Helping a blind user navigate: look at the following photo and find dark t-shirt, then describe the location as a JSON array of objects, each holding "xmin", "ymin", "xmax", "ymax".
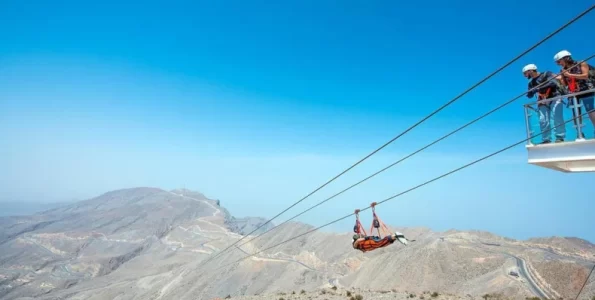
[
  {"xmin": 527, "ymin": 71, "xmax": 561, "ymax": 99},
  {"xmin": 563, "ymin": 63, "xmax": 595, "ymax": 100}
]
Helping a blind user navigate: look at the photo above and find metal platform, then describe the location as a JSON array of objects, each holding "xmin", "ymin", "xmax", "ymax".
[
  {"xmin": 526, "ymin": 139, "xmax": 595, "ymax": 172},
  {"xmin": 523, "ymin": 89, "xmax": 595, "ymax": 173}
]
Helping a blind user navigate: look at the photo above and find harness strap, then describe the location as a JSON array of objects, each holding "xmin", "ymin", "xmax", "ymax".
[
  {"xmin": 538, "ymin": 87, "xmax": 551, "ymax": 99},
  {"xmin": 569, "ymin": 77, "xmax": 578, "ymax": 93},
  {"xmin": 537, "ymin": 87, "xmax": 552, "ymax": 107},
  {"xmin": 369, "ymin": 202, "xmax": 391, "ymax": 238},
  {"xmin": 353, "ymin": 209, "xmax": 367, "ymax": 236}
]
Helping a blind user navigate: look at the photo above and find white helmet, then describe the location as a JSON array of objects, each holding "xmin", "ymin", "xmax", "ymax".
[
  {"xmin": 554, "ymin": 50, "xmax": 572, "ymax": 61},
  {"xmin": 522, "ymin": 64, "xmax": 537, "ymax": 73}
]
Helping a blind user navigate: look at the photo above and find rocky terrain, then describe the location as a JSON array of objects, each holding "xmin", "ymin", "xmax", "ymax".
[
  {"xmin": 0, "ymin": 187, "xmax": 593, "ymax": 300},
  {"xmin": 217, "ymin": 287, "xmax": 492, "ymax": 300}
]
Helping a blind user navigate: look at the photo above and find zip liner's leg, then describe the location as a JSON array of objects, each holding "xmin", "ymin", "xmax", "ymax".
[
  {"xmin": 394, "ymin": 232, "xmax": 409, "ymax": 245},
  {"xmin": 582, "ymin": 95, "xmax": 595, "ymax": 137},
  {"xmin": 551, "ymin": 99, "xmax": 566, "ymax": 142},
  {"xmin": 537, "ymin": 104, "xmax": 552, "ymax": 143},
  {"xmin": 370, "ymin": 202, "xmax": 411, "ymax": 246}
]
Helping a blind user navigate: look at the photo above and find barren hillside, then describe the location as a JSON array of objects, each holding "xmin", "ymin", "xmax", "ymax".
[
  {"xmin": 219, "ymin": 287, "xmax": 487, "ymax": 300},
  {"xmin": 0, "ymin": 187, "xmax": 593, "ymax": 300}
]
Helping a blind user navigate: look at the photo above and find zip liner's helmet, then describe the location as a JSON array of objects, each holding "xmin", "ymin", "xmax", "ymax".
[
  {"xmin": 522, "ymin": 64, "xmax": 537, "ymax": 73},
  {"xmin": 554, "ymin": 50, "xmax": 572, "ymax": 62}
]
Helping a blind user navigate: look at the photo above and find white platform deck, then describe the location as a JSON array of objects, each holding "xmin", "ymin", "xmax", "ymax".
[{"xmin": 526, "ymin": 139, "xmax": 595, "ymax": 172}]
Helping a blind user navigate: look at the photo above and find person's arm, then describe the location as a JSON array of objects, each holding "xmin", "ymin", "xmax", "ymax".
[
  {"xmin": 544, "ymin": 71, "xmax": 566, "ymax": 91},
  {"xmin": 563, "ymin": 62, "xmax": 590, "ymax": 80},
  {"xmin": 527, "ymin": 81, "xmax": 536, "ymax": 98},
  {"xmin": 557, "ymin": 74, "xmax": 567, "ymax": 86},
  {"xmin": 553, "ymin": 74, "xmax": 570, "ymax": 95}
]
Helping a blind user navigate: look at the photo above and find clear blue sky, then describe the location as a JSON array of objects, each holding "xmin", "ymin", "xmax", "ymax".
[{"xmin": 1, "ymin": 0, "xmax": 594, "ymax": 242}]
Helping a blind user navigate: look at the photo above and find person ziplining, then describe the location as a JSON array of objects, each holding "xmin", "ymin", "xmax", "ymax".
[{"xmin": 351, "ymin": 202, "xmax": 411, "ymax": 252}]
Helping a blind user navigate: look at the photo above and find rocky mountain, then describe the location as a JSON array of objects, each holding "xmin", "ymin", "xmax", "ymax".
[
  {"xmin": 0, "ymin": 187, "xmax": 593, "ymax": 300},
  {"xmin": 0, "ymin": 202, "xmax": 71, "ymax": 217},
  {"xmin": 210, "ymin": 287, "xmax": 499, "ymax": 300}
]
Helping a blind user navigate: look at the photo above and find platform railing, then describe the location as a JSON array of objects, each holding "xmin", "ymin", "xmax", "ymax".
[{"xmin": 523, "ymin": 88, "xmax": 595, "ymax": 146}]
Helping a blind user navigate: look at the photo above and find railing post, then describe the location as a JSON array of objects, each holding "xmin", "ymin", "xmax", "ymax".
[
  {"xmin": 524, "ymin": 105, "xmax": 533, "ymax": 145},
  {"xmin": 570, "ymin": 96, "xmax": 585, "ymax": 141}
]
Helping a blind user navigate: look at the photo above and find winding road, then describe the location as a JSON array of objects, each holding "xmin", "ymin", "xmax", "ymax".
[
  {"xmin": 480, "ymin": 243, "xmax": 549, "ymax": 299},
  {"xmin": 171, "ymin": 191, "xmax": 318, "ymax": 272},
  {"xmin": 512, "ymin": 255, "xmax": 549, "ymax": 299},
  {"xmin": 233, "ymin": 245, "xmax": 316, "ymax": 271}
]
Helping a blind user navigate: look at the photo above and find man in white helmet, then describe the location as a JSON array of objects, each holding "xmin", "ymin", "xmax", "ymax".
[
  {"xmin": 554, "ymin": 50, "xmax": 595, "ymax": 138},
  {"xmin": 523, "ymin": 63, "xmax": 566, "ymax": 143}
]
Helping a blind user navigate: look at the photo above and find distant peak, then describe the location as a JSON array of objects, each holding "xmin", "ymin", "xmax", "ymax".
[
  {"xmin": 169, "ymin": 188, "xmax": 208, "ymax": 199},
  {"xmin": 98, "ymin": 187, "xmax": 165, "ymax": 197}
]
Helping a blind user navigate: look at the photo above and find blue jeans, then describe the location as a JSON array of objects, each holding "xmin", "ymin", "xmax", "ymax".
[
  {"xmin": 538, "ymin": 99, "xmax": 566, "ymax": 142},
  {"xmin": 579, "ymin": 95, "xmax": 595, "ymax": 112},
  {"xmin": 573, "ymin": 95, "xmax": 595, "ymax": 138},
  {"xmin": 581, "ymin": 95, "xmax": 595, "ymax": 137}
]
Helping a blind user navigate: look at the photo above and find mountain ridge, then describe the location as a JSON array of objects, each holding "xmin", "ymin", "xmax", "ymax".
[{"xmin": 0, "ymin": 187, "xmax": 593, "ymax": 300}]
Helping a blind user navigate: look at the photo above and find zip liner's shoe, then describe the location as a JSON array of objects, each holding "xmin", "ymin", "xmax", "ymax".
[{"xmin": 394, "ymin": 232, "xmax": 409, "ymax": 245}]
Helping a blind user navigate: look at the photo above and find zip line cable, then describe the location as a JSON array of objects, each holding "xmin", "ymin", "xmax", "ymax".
[
  {"xmin": 208, "ymin": 109, "xmax": 593, "ymax": 274},
  {"xmin": 236, "ymin": 55, "xmax": 595, "ymax": 249},
  {"xmin": 195, "ymin": 4, "xmax": 595, "ymax": 269}
]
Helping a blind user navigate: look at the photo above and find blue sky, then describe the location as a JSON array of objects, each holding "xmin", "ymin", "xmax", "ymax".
[{"xmin": 1, "ymin": 0, "xmax": 594, "ymax": 242}]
